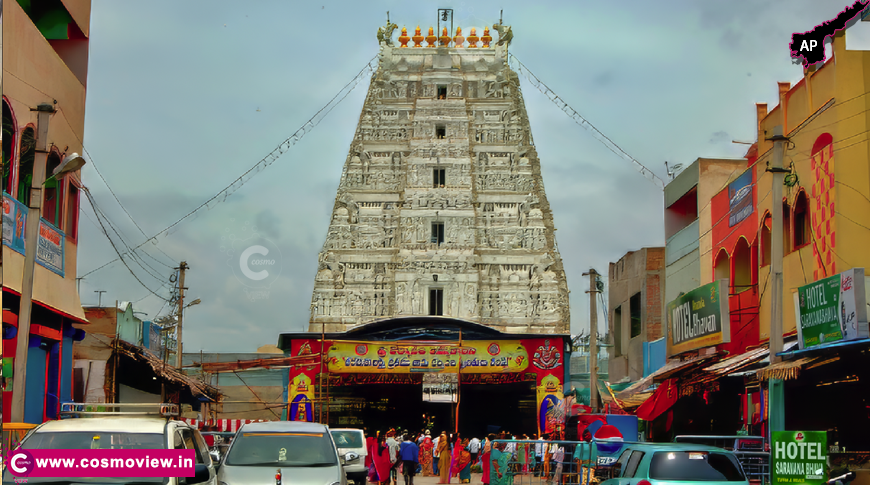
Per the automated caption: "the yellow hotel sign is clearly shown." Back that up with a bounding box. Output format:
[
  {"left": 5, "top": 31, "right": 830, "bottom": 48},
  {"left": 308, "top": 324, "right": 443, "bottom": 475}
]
[{"left": 326, "top": 341, "right": 529, "bottom": 374}]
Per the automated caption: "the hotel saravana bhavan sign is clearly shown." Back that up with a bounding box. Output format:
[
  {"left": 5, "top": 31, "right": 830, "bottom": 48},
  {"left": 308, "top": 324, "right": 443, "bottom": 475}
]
[
  {"left": 666, "top": 279, "right": 731, "bottom": 356},
  {"left": 772, "top": 431, "right": 827, "bottom": 485},
  {"left": 793, "top": 268, "right": 868, "bottom": 350}
]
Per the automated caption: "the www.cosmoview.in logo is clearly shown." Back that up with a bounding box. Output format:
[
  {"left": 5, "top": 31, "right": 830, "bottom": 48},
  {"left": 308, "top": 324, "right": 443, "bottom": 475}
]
[{"left": 7, "top": 450, "right": 35, "bottom": 477}]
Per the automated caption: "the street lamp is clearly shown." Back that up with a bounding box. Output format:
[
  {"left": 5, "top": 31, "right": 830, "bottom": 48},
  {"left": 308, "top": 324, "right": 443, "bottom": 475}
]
[
  {"left": 11, "top": 104, "right": 87, "bottom": 423},
  {"left": 175, "top": 297, "right": 201, "bottom": 369}
]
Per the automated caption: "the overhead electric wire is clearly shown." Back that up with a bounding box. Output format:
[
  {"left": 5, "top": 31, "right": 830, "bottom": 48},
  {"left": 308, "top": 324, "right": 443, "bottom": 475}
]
[
  {"left": 54, "top": 106, "right": 178, "bottom": 269},
  {"left": 509, "top": 54, "right": 665, "bottom": 189},
  {"left": 83, "top": 191, "right": 171, "bottom": 286},
  {"left": 82, "top": 187, "right": 171, "bottom": 302},
  {"left": 80, "top": 55, "right": 380, "bottom": 278}
]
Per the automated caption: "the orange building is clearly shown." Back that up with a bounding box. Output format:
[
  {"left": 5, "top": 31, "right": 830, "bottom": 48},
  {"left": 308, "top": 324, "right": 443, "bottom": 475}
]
[{"left": 2, "top": 0, "right": 91, "bottom": 423}]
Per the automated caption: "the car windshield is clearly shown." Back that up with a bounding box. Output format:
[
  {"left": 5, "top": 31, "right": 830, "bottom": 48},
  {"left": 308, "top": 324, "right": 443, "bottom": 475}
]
[
  {"left": 650, "top": 451, "right": 746, "bottom": 481},
  {"left": 225, "top": 431, "right": 338, "bottom": 467},
  {"left": 331, "top": 431, "right": 363, "bottom": 448},
  {"left": 9, "top": 432, "right": 164, "bottom": 484},
  {"left": 22, "top": 431, "right": 165, "bottom": 450}
]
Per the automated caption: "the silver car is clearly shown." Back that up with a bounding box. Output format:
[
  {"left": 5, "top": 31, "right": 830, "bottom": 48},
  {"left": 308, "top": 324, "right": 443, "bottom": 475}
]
[
  {"left": 217, "top": 421, "right": 357, "bottom": 485},
  {"left": 330, "top": 429, "right": 367, "bottom": 484}
]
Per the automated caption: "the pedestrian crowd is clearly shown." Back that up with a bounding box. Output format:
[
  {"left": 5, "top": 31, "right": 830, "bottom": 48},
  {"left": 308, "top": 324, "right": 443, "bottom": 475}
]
[{"left": 362, "top": 428, "right": 600, "bottom": 485}]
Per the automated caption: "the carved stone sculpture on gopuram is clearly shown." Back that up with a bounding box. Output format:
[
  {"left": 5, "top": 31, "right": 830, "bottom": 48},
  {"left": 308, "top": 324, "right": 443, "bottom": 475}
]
[{"left": 309, "top": 19, "right": 570, "bottom": 334}]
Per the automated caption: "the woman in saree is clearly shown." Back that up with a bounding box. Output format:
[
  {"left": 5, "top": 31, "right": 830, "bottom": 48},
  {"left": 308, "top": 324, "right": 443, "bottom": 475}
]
[
  {"left": 456, "top": 439, "right": 473, "bottom": 483},
  {"left": 491, "top": 441, "right": 514, "bottom": 485},
  {"left": 449, "top": 434, "right": 463, "bottom": 483},
  {"left": 517, "top": 436, "right": 528, "bottom": 475},
  {"left": 481, "top": 434, "right": 494, "bottom": 485},
  {"left": 438, "top": 432, "right": 451, "bottom": 484},
  {"left": 371, "top": 434, "right": 393, "bottom": 485},
  {"left": 420, "top": 436, "right": 434, "bottom": 476}
]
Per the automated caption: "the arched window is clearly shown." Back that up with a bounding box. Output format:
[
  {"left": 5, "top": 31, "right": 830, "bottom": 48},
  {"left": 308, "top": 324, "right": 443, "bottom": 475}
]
[
  {"left": 761, "top": 214, "right": 772, "bottom": 266},
  {"left": 793, "top": 191, "right": 810, "bottom": 248},
  {"left": 783, "top": 200, "right": 791, "bottom": 254},
  {"left": 17, "top": 127, "right": 36, "bottom": 205},
  {"left": 714, "top": 249, "right": 730, "bottom": 283},
  {"left": 732, "top": 238, "right": 752, "bottom": 293},
  {"left": 43, "top": 151, "right": 63, "bottom": 227},
  {"left": 2, "top": 99, "right": 16, "bottom": 195}
]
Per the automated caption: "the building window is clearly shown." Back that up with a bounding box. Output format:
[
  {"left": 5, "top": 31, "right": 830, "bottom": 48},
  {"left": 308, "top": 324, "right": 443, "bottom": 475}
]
[
  {"left": 65, "top": 183, "right": 80, "bottom": 239},
  {"left": 732, "top": 238, "right": 752, "bottom": 293},
  {"left": 429, "top": 288, "right": 444, "bottom": 315},
  {"left": 43, "top": 152, "right": 64, "bottom": 228},
  {"left": 2, "top": 100, "right": 16, "bottom": 195},
  {"left": 431, "top": 222, "right": 445, "bottom": 244},
  {"left": 761, "top": 215, "right": 771, "bottom": 267},
  {"left": 714, "top": 249, "right": 729, "bottom": 282},
  {"left": 435, "top": 125, "right": 446, "bottom": 139},
  {"left": 16, "top": 127, "right": 36, "bottom": 206},
  {"left": 629, "top": 292, "right": 641, "bottom": 339},
  {"left": 783, "top": 201, "right": 792, "bottom": 254},
  {"left": 433, "top": 168, "right": 446, "bottom": 187},
  {"left": 794, "top": 191, "right": 809, "bottom": 248},
  {"left": 613, "top": 305, "right": 623, "bottom": 356},
  {"left": 437, "top": 85, "right": 447, "bottom": 99}
]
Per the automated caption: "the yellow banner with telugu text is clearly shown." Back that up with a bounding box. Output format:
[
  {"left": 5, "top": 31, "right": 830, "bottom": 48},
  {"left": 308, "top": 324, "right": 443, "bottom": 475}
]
[{"left": 325, "top": 340, "right": 529, "bottom": 374}]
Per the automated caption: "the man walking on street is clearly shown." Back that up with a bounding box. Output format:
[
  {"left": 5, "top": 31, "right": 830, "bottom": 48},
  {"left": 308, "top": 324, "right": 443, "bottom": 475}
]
[
  {"left": 400, "top": 431, "right": 420, "bottom": 485},
  {"left": 433, "top": 432, "right": 441, "bottom": 476},
  {"left": 387, "top": 430, "right": 401, "bottom": 485},
  {"left": 469, "top": 436, "right": 481, "bottom": 466}
]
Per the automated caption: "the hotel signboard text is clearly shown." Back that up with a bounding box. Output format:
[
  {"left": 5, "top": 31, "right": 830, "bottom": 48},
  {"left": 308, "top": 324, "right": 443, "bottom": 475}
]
[{"left": 666, "top": 279, "right": 731, "bottom": 356}]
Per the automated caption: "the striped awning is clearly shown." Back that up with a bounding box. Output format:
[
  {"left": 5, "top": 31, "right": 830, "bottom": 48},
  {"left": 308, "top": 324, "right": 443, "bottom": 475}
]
[
  {"left": 183, "top": 419, "right": 270, "bottom": 432},
  {"left": 755, "top": 356, "right": 827, "bottom": 381}
]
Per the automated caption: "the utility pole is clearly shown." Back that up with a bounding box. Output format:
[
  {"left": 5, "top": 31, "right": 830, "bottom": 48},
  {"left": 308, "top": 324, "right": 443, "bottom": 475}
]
[
  {"left": 175, "top": 262, "right": 188, "bottom": 369},
  {"left": 582, "top": 269, "right": 600, "bottom": 413},
  {"left": 768, "top": 125, "right": 788, "bottom": 363},
  {"left": 95, "top": 290, "right": 106, "bottom": 307},
  {"left": 11, "top": 103, "right": 54, "bottom": 423},
  {"left": 76, "top": 277, "right": 84, "bottom": 295},
  {"left": 766, "top": 125, "right": 789, "bottom": 436}
]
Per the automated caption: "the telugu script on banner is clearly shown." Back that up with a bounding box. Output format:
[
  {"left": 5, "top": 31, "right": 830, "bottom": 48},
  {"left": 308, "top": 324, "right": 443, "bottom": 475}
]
[{"left": 325, "top": 340, "right": 529, "bottom": 374}]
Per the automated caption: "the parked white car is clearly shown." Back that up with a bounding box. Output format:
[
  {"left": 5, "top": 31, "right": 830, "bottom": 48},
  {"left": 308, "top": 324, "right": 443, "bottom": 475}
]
[
  {"left": 330, "top": 428, "right": 367, "bottom": 484},
  {"left": 1, "top": 403, "right": 216, "bottom": 485},
  {"left": 217, "top": 421, "right": 358, "bottom": 485}
]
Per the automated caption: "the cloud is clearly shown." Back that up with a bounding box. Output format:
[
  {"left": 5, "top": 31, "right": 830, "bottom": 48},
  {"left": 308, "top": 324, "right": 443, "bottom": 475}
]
[{"left": 75, "top": 0, "right": 846, "bottom": 351}]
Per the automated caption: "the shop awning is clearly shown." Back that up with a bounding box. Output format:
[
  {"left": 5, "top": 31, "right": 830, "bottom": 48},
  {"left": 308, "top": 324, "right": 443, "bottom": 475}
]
[
  {"left": 756, "top": 356, "right": 823, "bottom": 381},
  {"left": 653, "top": 353, "right": 720, "bottom": 382},
  {"left": 685, "top": 347, "right": 771, "bottom": 383},
  {"left": 776, "top": 338, "right": 870, "bottom": 358},
  {"left": 114, "top": 339, "right": 222, "bottom": 401}
]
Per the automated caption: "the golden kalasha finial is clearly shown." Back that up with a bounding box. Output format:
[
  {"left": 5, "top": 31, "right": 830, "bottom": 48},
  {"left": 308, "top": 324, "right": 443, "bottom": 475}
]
[
  {"left": 453, "top": 26, "right": 465, "bottom": 47},
  {"left": 426, "top": 26, "right": 438, "bottom": 47},
  {"left": 412, "top": 26, "right": 424, "bottom": 47},
  {"left": 481, "top": 26, "right": 492, "bottom": 48},
  {"left": 439, "top": 27, "right": 451, "bottom": 46},
  {"left": 467, "top": 27, "right": 479, "bottom": 48},
  {"left": 398, "top": 26, "right": 411, "bottom": 47}
]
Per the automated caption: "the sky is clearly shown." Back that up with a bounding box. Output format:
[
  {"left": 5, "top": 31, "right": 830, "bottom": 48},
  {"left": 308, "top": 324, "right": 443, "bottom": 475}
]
[{"left": 75, "top": 0, "right": 864, "bottom": 353}]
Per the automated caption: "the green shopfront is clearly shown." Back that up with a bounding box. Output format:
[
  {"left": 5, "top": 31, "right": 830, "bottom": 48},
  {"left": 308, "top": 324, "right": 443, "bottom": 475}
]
[{"left": 761, "top": 269, "right": 870, "bottom": 476}]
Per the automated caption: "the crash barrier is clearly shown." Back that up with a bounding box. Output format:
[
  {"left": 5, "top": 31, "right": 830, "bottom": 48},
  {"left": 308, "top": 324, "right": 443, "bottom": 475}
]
[{"left": 487, "top": 439, "right": 623, "bottom": 485}]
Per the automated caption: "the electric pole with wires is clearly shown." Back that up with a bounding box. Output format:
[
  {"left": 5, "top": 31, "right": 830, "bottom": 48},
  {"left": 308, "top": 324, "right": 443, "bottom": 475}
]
[
  {"left": 583, "top": 268, "right": 601, "bottom": 413},
  {"left": 175, "top": 262, "right": 188, "bottom": 369}
]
